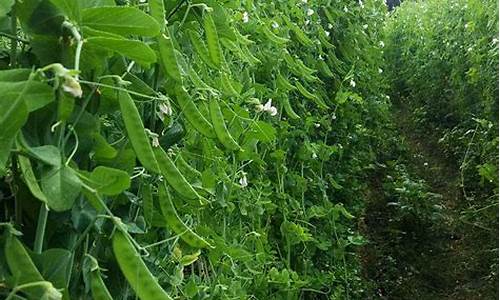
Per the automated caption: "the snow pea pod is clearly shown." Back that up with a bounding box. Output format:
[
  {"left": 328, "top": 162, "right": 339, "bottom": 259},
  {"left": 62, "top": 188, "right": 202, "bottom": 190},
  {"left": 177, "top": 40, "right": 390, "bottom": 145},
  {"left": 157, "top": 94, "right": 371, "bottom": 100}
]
[
  {"left": 174, "top": 85, "right": 215, "bottom": 138},
  {"left": 158, "top": 30, "right": 182, "bottom": 83},
  {"left": 209, "top": 99, "right": 241, "bottom": 151},
  {"left": 203, "top": 13, "right": 223, "bottom": 68},
  {"left": 158, "top": 182, "right": 212, "bottom": 248},
  {"left": 188, "top": 29, "right": 218, "bottom": 69},
  {"left": 90, "top": 270, "right": 113, "bottom": 300},
  {"left": 118, "top": 91, "right": 160, "bottom": 173},
  {"left": 295, "top": 81, "right": 329, "bottom": 110},
  {"left": 280, "top": 97, "right": 300, "bottom": 120},
  {"left": 113, "top": 231, "right": 172, "bottom": 300},
  {"left": 153, "top": 146, "right": 202, "bottom": 201},
  {"left": 261, "top": 23, "right": 289, "bottom": 44}
]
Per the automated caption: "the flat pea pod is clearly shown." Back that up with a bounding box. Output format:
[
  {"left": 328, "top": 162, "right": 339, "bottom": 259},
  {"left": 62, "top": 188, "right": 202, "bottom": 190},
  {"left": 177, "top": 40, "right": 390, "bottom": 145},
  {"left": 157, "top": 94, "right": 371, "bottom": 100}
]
[
  {"left": 149, "top": 0, "right": 166, "bottom": 32},
  {"left": 260, "top": 23, "right": 289, "bottom": 44},
  {"left": 188, "top": 68, "right": 216, "bottom": 92},
  {"left": 280, "top": 97, "right": 300, "bottom": 120},
  {"left": 239, "top": 43, "right": 261, "bottom": 65},
  {"left": 318, "top": 59, "right": 334, "bottom": 78},
  {"left": 5, "top": 234, "right": 46, "bottom": 298},
  {"left": 209, "top": 99, "right": 241, "bottom": 151},
  {"left": 318, "top": 29, "right": 335, "bottom": 49},
  {"left": 158, "top": 31, "right": 182, "bottom": 83},
  {"left": 220, "top": 73, "right": 240, "bottom": 98},
  {"left": 175, "top": 153, "right": 202, "bottom": 182},
  {"left": 283, "top": 16, "right": 314, "bottom": 47},
  {"left": 295, "top": 81, "right": 329, "bottom": 110},
  {"left": 153, "top": 146, "right": 202, "bottom": 201},
  {"left": 112, "top": 231, "right": 172, "bottom": 300},
  {"left": 188, "top": 29, "right": 218, "bottom": 69},
  {"left": 276, "top": 73, "right": 296, "bottom": 91},
  {"left": 90, "top": 270, "right": 113, "bottom": 300},
  {"left": 118, "top": 91, "right": 160, "bottom": 173},
  {"left": 174, "top": 85, "right": 216, "bottom": 138},
  {"left": 203, "top": 13, "right": 224, "bottom": 68},
  {"left": 158, "top": 182, "right": 212, "bottom": 248}
]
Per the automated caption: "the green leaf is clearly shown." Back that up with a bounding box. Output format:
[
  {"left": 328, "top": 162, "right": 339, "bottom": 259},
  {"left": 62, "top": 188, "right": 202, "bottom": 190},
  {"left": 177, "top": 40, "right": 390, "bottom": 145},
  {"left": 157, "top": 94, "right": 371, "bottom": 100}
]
[
  {"left": 0, "top": 68, "right": 31, "bottom": 81},
  {"left": 0, "top": 0, "right": 14, "bottom": 18},
  {"left": 86, "top": 37, "right": 156, "bottom": 66},
  {"left": 18, "top": 155, "right": 48, "bottom": 204},
  {"left": 41, "top": 166, "right": 82, "bottom": 212},
  {"left": 179, "top": 250, "right": 201, "bottom": 266},
  {"left": 246, "top": 121, "right": 276, "bottom": 143},
  {"left": 33, "top": 248, "right": 72, "bottom": 289},
  {"left": 81, "top": 6, "right": 160, "bottom": 37},
  {"left": 28, "top": 145, "right": 62, "bottom": 167},
  {"left": 89, "top": 166, "right": 131, "bottom": 195},
  {"left": 0, "top": 81, "right": 54, "bottom": 112}
]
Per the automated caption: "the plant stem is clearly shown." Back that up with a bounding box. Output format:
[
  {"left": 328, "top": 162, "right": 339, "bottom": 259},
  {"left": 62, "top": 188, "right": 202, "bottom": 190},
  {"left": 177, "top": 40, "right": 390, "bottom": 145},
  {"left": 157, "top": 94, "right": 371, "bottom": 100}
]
[
  {"left": 62, "top": 21, "right": 83, "bottom": 77},
  {"left": 34, "top": 204, "right": 49, "bottom": 254}
]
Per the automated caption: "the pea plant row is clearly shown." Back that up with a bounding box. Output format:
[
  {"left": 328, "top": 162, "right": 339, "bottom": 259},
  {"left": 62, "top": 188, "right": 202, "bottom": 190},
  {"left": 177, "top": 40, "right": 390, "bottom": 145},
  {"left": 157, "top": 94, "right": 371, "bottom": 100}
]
[{"left": 0, "top": 0, "right": 388, "bottom": 299}]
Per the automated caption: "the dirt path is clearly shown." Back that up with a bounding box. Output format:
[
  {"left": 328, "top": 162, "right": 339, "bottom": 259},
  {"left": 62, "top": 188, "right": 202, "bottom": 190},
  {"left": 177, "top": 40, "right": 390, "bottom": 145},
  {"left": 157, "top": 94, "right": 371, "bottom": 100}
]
[{"left": 360, "top": 102, "right": 485, "bottom": 299}]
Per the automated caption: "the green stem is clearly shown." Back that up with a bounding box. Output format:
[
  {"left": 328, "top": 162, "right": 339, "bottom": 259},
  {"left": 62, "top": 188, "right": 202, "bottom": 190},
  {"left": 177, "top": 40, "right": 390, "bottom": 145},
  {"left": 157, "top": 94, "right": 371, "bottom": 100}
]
[{"left": 34, "top": 204, "right": 49, "bottom": 254}]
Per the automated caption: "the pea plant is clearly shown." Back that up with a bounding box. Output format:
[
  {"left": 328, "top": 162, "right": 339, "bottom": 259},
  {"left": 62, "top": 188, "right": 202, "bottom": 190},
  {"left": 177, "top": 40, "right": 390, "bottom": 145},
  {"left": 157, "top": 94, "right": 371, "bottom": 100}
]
[{"left": 0, "top": 0, "right": 388, "bottom": 299}]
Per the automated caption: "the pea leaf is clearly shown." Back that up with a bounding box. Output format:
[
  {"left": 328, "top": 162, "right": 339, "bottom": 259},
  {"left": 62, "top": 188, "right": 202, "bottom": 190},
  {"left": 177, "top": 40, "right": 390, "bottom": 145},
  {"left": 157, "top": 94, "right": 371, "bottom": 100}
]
[
  {"left": 86, "top": 37, "right": 157, "bottom": 66},
  {"left": 81, "top": 6, "right": 160, "bottom": 37},
  {"left": 89, "top": 166, "right": 131, "bottom": 195},
  {"left": 49, "top": 0, "right": 80, "bottom": 22},
  {"left": 0, "top": 81, "right": 54, "bottom": 112},
  {"left": 0, "top": 0, "right": 14, "bottom": 18},
  {"left": 29, "top": 145, "right": 62, "bottom": 167},
  {"left": 246, "top": 121, "right": 276, "bottom": 143},
  {"left": 41, "top": 166, "right": 82, "bottom": 212}
]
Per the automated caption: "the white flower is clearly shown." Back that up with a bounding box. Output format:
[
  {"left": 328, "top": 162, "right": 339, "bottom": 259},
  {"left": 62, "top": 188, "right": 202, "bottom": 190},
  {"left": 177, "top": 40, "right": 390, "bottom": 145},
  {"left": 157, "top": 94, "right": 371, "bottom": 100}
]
[
  {"left": 242, "top": 11, "right": 249, "bottom": 23},
  {"left": 423, "top": 162, "right": 428, "bottom": 167},
  {"left": 363, "top": 24, "right": 368, "bottom": 29},
  {"left": 62, "top": 76, "right": 83, "bottom": 98},
  {"left": 159, "top": 102, "right": 172, "bottom": 116},
  {"left": 349, "top": 79, "right": 356, "bottom": 87},
  {"left": 263, "top": 99, "right": 277, "bottom": 116},
  {"left": 379, "top": 41, "right": 385, "bottom": 48},
  {"left": 328, "top": 23, "right": 333, "bottom": 29},
  {"left": 358, "top": 0, "right": 364, "bottom": 8},
  {"left": 314, "top": 123, "right": 320, "bottom": 128},
  {"left": 312, "top": 152, "right": 318, "bottom": 159},
  {"left": 378, "top": 68, "right": 383, "bottom": 74},
  {"left": 301, "top": 0, "right": 308, "bottom": 3},
  {"left": 331, "top": 113, "right": 337, "bottom": 120},
  {"left": 305, "top": 20, "right": 310, "bottom": 26},
  {"left": 271, "top": 21, "right": 279, "bottom": 29},
  {"left": 152, "top": 136, "right": 160, "bottom": 147},
  {"left": 239, "top": 173, "right": 248, "bottom": 187},
  {"left": 306, "top": 9, "right": 314, "bottom": 16},
  {"left": 325, "top": 30, "right": 330, "bottom": 37},
  {"left": 343, "top": 6, "right": 348, "bottom": 12}
]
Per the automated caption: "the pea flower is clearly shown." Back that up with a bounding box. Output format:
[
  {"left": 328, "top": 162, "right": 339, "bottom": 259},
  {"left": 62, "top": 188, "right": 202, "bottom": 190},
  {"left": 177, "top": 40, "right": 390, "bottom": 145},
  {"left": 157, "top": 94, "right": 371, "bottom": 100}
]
[
  {"left": 256, "top": 99, "right": 278, "bottom": 116},
  {"left": 242, "top": 11, "right": 249, "bottom": 23},
  {"left": 239, "top": 173, "right": 248, "bottom": 187},
  {"left": 51, "top": 63, "right": 82, "bottom": 98},
  {"left": 350, "top": 79, "right": 356, "bottom": 88},
  {"left": 306, "top": 9, "right": 314, "bottom": 16}
]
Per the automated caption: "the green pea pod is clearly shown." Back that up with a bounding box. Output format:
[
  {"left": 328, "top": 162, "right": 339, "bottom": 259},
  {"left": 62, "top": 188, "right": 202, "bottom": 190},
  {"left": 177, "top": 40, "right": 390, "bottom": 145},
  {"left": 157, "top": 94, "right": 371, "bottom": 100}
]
[
  {"left": 188, "top": 29, "right": 218, "bottom": 69},
  {"left": 295, "top": 81, "right": 329, "bottom": 110},
  {"left": 118, "top": 91, "right": 160, "bottom": 173},
  {"left": 280, "top": 97, "right": 300, "bottom": 120},
  {"left": 220, "top": 73, "right": 240, "bottom": 98},
  {"left": 276, "top": 73, "right": 296, "bottom": 91},
  {"left": 203, "top": 13, "right": 223, "bottom": 68},
  {"left": 153, "top": 146, "right": 202, "bottom": 201},
  {"left": 318, "top": 59, "right": 334, "bottom": 78},
  {"left": 318, "top": 29, "right": 335, "bottom": 49},
  {"left": 239, "top": 43, "right": 261, "bottom": 65},
  {"left": 174, "top": 86, "right": 216, "bottom": 138},
  {"left": 261, "top": 23, "right": 289, "bottom": 44},
  {"left": 90, "top": 270, "right": 113, "bottom": 300},
  {"left": 209, "top": 99, "right": 241, "bottom": 151},
  {"left": 5, "top": 234, "right": 46, "bottom": 298},
  {"left": 175, "top": 153, "right": 202, "bottom": 182},
  {"left": 158, "top": 31, "right": 182, "bottom": 83},
  {"left": 158, "top": 182, "right": 212, "bottom": 248},
  {"left": 283, "top": 16, "right": 314, "bottom": 47},
  {"left": 188, "top": 68, "right": 216, "bottom": 92},
  {"left": 113, "top": 231, "right": 172, "bottom": 300},
  {"left": 149, "top": 0, "right": 166, "bottom": 32}
]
